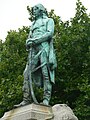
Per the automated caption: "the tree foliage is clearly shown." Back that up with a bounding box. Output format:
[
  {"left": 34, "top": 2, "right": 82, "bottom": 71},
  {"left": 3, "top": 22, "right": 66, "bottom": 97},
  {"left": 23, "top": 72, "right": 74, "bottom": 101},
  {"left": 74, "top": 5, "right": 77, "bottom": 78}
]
[
  {"left": 51, "top": 1, "right": 90, "bottom": 119},
  {"left": 0, "top": 0, "right": 90, "bottom": 119},
  {"left": 0, "top": 27, "right": 29, "bottom": 117}
]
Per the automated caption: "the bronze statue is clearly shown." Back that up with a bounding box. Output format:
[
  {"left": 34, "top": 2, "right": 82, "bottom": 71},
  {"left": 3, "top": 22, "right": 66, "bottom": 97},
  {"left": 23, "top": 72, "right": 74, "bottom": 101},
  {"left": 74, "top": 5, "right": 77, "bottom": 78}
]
[{"left": 14, "top": 4, "right": 57, "bottom": 107}]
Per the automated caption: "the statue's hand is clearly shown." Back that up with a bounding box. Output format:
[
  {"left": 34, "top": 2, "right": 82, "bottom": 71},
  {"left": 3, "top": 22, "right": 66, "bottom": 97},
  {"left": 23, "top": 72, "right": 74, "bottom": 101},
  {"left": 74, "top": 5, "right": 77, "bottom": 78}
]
[
  {"left": 26, "top": 38, "right": 36, "bottom": 44},
  {"left": 26, "top": 38, "right": 31, "bottom": 44},
  {"left": 26, "top": 38, "right": 35, "bottom": 50}
]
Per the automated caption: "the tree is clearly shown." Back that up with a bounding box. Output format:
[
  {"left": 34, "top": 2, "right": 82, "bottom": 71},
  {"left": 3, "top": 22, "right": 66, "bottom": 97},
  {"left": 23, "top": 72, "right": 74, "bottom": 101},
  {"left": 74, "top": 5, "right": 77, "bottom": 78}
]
[
  {"left": 51, "top": 0, "right": 90, "bottom": 119},
  {"left": 0, "top": 0, "right": 90, "bottom": 119},
  {"left": 0, "top": 27, "right": 29, "bottom": 117}
]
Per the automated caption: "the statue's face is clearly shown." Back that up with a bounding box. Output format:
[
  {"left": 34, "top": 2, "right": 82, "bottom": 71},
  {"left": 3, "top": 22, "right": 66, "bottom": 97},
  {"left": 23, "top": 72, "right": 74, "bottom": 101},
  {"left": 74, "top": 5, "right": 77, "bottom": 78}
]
[{"left": 32, "top": 6, "right": 40, "bottom": 18}]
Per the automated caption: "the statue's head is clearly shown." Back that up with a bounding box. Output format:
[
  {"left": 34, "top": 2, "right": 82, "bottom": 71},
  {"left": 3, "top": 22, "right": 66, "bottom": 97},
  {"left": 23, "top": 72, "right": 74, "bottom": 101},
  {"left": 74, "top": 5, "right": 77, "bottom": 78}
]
[{"left": 32, "top": 4, "right": 47, "bottom": 18}]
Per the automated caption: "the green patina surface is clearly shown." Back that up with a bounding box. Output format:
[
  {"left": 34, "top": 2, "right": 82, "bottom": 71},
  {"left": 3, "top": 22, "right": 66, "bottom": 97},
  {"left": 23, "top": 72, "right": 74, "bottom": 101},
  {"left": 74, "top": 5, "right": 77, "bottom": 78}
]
[{"left": 15, "top": 4, "right": 57, "bottom": 107}]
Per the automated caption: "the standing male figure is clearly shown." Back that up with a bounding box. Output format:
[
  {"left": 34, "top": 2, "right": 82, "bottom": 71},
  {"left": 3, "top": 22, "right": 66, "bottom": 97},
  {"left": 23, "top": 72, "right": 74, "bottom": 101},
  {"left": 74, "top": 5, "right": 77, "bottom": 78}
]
[{"left": 14, "top": 4, "right": 57, "bottom": 107}]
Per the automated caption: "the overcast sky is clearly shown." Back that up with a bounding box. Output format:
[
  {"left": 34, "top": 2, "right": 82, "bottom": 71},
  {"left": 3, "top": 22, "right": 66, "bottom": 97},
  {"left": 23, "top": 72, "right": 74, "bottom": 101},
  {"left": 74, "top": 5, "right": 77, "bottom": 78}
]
[{"left": 0, "top": 0, "right": 90, "bottom": 41}]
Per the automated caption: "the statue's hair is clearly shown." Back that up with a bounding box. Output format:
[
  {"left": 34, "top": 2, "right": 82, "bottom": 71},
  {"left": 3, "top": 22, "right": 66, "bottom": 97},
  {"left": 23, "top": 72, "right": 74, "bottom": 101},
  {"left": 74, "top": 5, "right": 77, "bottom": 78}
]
[{"left": 32, "top": 4, "right": 48, "bottom": 16}]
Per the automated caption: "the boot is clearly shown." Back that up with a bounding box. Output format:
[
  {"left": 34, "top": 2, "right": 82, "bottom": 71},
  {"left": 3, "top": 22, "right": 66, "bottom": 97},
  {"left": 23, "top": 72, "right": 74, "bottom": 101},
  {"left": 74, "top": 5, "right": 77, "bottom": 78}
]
[
  {"left": 43, "top": 98, "right": 49, "bottom": 106},
  {"left": 14, "top": 100, "right": 30, "bottom": 108}
]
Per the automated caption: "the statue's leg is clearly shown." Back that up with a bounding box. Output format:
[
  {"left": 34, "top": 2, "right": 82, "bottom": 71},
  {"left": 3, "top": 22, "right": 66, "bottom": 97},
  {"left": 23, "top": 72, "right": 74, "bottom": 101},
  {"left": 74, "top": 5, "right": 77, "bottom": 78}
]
[
  {"left": 40, "top": 51, "right": 52, "bottom": 105},
  {"left": 14, "top": 64, "right": 31, "bottom": 108},
  {"left": 22, "top": 64, "right": 31, "bottom": 103},
  {"left": 43, "top": 66, "right": 52, "bottom": 105}
]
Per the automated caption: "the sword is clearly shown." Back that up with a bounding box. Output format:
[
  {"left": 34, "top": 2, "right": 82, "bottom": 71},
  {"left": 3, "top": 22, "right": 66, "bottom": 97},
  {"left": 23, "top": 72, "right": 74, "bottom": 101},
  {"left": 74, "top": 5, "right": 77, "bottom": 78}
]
[{"left": 28, "top": 45, "right": 38, "bottom": 104}]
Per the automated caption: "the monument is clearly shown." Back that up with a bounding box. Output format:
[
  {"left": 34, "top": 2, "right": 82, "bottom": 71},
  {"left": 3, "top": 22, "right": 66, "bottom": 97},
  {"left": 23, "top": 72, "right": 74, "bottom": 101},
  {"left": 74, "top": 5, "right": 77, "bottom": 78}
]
[
  {"left": 14, "top": 3, "right": 57, "bottom": 107},
  {"left": 1, "top": 3, "right": 57, "bottom": 120},
  {"left": 0, "top": 4, "right": 78, "bottom": 120}
]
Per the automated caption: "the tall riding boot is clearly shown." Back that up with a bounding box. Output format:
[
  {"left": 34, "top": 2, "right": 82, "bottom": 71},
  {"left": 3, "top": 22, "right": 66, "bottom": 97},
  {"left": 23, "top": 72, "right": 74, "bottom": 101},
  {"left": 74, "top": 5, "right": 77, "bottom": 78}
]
[
  {"left": 14, "top": 64, "right": 31, "bottom": 108},
  {"left": 43, "top": 79, "right": 52, "bottom": 105},
  {"left": 42, "top": 65, "right": 52, "bottom": 105}
]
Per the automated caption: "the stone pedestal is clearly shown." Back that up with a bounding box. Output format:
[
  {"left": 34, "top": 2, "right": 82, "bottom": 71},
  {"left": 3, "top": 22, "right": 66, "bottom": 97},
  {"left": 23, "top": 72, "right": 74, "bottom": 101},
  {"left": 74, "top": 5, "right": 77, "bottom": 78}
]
[
  {"left": 52, "top": 104, "right": 78, "bottom": 120},
  {"left": 0, "top": 103, "right": 53, "bottom": 120}
]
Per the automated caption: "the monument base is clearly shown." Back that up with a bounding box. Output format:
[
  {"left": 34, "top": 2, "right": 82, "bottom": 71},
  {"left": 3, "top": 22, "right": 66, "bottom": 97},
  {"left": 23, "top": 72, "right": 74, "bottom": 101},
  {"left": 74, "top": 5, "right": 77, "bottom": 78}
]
[
  {"left": 52, "top": 104, "right": 78, "bottom": 120},
  {"left": 1, "top": 103, "right": 53, "bottom": 120}
]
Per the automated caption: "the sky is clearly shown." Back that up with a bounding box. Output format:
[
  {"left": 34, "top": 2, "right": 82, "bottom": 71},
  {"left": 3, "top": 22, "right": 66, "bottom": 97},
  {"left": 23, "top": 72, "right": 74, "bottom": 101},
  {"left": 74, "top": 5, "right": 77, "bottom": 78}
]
[{"left": 0, "top": 0, "right": 90, "bottom": 41}]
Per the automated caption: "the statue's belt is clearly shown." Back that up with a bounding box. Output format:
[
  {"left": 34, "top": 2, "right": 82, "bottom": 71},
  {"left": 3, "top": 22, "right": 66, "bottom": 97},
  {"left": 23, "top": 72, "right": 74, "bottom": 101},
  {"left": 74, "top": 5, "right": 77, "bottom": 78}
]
[
  {"left": 31, "top": 47, "right": 48, "bottom": 73},
  {"left": 31, "top": 62, "right": 47, "bottom": 73}
]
